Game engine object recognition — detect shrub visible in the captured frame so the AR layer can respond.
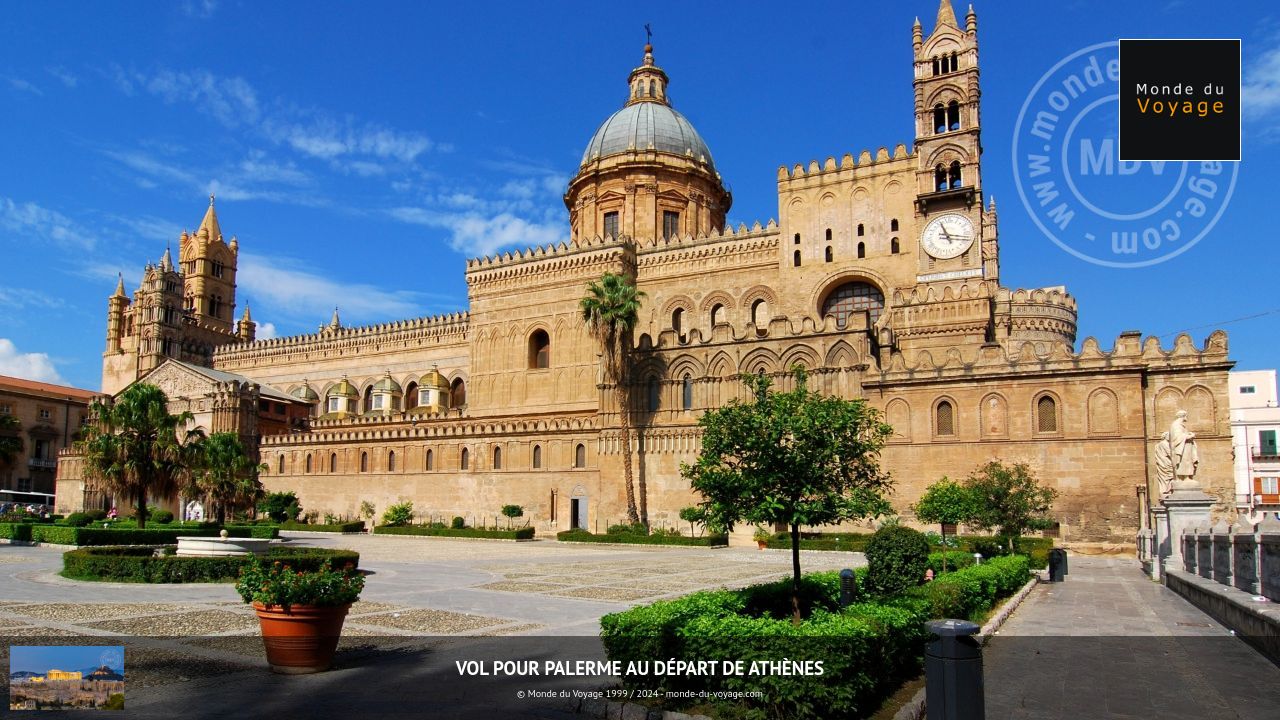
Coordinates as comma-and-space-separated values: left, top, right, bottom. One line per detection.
61, 546, 360, 583
926, 551, 976, 574
374, 525, 534, 540
555, 529, 727, 547
64, 512, 93, 527
280, 520, 365, 533
0, 523, 33, 541
450, 516, 465, 529
912, 555, 1029, 621
359, 500, 376, 520
86, 509, 108, 521
236, 555, 363, 609
763, 531, 872, 552
257, 491, 300, 523
31, 524, 279, 546
865, 525, 930, 596
969, 537, 1007, 559
607, 522, 649, 535
500, 504, 523, 519
151, 510, 174, 524
382, 501, 414, 527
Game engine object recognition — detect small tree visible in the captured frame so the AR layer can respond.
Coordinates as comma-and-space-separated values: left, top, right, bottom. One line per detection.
501, 504, 524, 529
684, 368, 893, 623
383, 501, 414, 527
359, 500, 376, 522
912, 477, 978, 573
678, 506, 705, 538
963, 461, 1058, 552
191, 432, 265, 526
258, 491, 301, 523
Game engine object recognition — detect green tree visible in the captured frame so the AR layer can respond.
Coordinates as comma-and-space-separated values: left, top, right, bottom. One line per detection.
679, 506, 705, 537
192, 432, 265, 526
683, 368, 894, 622
963, 460, 1058, 552
581, 271, 647, 525
258, 491, 301, 523
912, 477, 978, 572
79, 383, 202, 529
0, 414, 22, 470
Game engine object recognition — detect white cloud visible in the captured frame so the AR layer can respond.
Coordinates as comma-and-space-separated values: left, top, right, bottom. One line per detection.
237, 252, 425, 325
107, 66, 258, 127
45, 66, 77, 88
182, 0, 218, 18
0, 338, 66, 384
110, 214, 183, 244
263, 116, 434, 164
7, 77, 43, 96
388, 207, 565, 258
1244, 39, 1280, 122
0, 288, 64, 311
102, 148, 323, 206
0, 197, 94, 250
255, 322, 278, 340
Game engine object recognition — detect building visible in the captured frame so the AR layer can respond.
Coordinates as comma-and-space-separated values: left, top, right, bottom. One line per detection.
1229, 370, 1279, 516
0, 375, 96, 502
45, 670, 82, 681
59, 1, 1234, 546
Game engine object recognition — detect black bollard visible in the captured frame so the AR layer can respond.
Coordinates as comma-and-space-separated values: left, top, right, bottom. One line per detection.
925, 619, 983, 720
1048, 548, 1068, 582
839, 568, 858, 607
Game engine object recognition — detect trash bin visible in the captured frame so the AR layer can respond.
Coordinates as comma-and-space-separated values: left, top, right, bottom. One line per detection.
924, 619, 984, 720
1048, 548, 1068, 582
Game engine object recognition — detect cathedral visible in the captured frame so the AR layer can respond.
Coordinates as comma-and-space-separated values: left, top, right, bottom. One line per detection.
62, 1, 1233, 546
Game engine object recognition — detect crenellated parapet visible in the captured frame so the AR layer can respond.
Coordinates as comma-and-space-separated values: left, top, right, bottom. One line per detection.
994, 285, 1079, 347
261, 412, 598, 448
464, 235, 630, 294
636, 222, 779, 276
776, 144, 914, 185
212, 311, 470, 368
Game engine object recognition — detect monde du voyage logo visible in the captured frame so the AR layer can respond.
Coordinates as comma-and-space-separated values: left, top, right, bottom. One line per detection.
1013, 40, 1240, 268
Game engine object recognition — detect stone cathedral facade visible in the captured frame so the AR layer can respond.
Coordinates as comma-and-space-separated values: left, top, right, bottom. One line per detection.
68, 1, 1233, 546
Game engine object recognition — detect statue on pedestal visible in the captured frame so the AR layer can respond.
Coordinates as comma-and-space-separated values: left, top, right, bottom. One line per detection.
1154, 431, 1174, 498
1168, 410, 1199, 487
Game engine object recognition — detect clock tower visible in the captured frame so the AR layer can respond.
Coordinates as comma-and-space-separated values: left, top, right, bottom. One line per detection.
911, 1, 997, 284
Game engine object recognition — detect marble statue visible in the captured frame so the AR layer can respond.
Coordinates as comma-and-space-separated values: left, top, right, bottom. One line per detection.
1154, 431, 1174, 498
1169, 410, 1199, 484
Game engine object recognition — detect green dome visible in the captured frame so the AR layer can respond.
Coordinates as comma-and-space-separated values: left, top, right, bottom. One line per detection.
373, 374, 402, 394
329, 378, 357, 397
292, 384, 319, 402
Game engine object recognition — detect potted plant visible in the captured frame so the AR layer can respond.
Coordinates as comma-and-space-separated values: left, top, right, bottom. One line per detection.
236, 556, 365, 674
752, 526, 772, 550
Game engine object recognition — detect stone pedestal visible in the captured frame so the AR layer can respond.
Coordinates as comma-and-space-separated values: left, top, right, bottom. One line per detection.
1153, 482, 1214, 581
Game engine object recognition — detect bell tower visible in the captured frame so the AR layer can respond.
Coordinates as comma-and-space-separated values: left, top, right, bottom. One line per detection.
911, 2, 994, 282
180, 195, 238, 333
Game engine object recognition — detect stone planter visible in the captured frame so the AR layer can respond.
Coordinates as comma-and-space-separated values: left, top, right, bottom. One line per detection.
252, 602, 350, 674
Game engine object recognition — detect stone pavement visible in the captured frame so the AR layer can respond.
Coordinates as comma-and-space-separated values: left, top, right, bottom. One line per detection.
985, 556, 1280, 720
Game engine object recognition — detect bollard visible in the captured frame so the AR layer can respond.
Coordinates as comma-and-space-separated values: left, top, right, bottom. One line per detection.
838, 568, 858, 607
1048, 548, 1068, 582
925, 619, 984, 720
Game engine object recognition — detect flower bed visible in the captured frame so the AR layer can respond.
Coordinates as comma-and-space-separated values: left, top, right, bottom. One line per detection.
374, 524, 535, 540
61, 546, 360, 583
600, 557, 1030, 720
1, 523, 279, 546
280, 520, 366, 533
556, 529, 728, 547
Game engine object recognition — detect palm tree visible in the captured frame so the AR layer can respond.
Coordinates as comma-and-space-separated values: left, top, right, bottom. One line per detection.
192, 432, 265, 525
0, 414, 22, 472
79, 383, 202, 529
581, 272, 647, 526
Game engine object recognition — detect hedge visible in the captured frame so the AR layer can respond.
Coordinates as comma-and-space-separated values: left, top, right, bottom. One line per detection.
374, 525, 535, 540
600, 559, 1029, 720
908, 555, 1030, 621
281, 520, 366, 533
556, 529, 728, 547
62, 546, 360, 583
765, 532, 1054, 568
9, 524, 279, 546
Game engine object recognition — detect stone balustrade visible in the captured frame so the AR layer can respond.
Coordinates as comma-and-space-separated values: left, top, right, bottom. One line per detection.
1179, 516, 1280, 600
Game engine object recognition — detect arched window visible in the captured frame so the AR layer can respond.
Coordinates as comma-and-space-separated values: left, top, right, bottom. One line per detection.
647, 377, 660, 411
529, 329, 550, 369
948, 161, 962, 189
493, 446, 502, 470
891, 218, 899, 232
425, 448, 434, 471
891, 237, 900, 254
388, 451, 396, 472
932, 57, 940, 76
305, 454, 312, 473
857, 242, 866, 259
793, 250, 801, 267
450, 378, 466, 407
360, 452, 368, 473
460, 447, 470, 470
682, 375, 693, 410
793, 233, 800, 244
532, 445, 542, 469
672, 308, 684, 335
934, 104, 946, 134
405, 382, 419, 410
935, 165, 948, 191
574, 443, 586, 468
711, 304, 726, 325
857, 223, 864, 236
329, 453, 337, 473
821, 281, 885, 328
947, 101, 961, 131
825, 246, 834, 263
1036, 395, 1058, 433
362, 386, 373, 413
751, 298, 768, 326
277, 455, 284, 474
825, 228, 832, 241
649, 80, 655, 97
936, 401, 955, 436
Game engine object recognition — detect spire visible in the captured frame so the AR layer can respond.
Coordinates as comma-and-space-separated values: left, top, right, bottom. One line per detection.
329, 307, 341, 329
936, 0, 958, 29
228, 235, 239, 253
160, 246, 173, 272
241, 303, 252, 323
112, 273, 126, 298
626, 31, 670, 107
237, 303, 256, 341
966, 4, 977, 34
913, 16, 923, 49
197, 193, 221, 241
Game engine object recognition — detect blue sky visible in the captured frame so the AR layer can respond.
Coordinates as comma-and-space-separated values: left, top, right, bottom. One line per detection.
9, 645, 123, 675
0, 0, 1276, 391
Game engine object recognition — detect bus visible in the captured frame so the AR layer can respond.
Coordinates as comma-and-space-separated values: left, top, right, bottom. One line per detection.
0, 489, 56, 514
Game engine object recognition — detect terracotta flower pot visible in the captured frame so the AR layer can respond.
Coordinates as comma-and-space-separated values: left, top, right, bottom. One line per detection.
757, 540, 768, 550
252, 602, 351, 674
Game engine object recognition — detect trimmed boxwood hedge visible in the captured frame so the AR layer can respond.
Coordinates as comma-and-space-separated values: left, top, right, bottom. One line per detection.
61, 545, 360, 583
600, 557, 1030, 720
556, 529, 728, 547
1, 524, 279, 546
764, 532, 1054, 569
280, 520, 366, 533
374, 524, 534, 540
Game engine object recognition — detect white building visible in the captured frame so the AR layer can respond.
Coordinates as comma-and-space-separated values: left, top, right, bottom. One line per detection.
1229, 370, 1280, 518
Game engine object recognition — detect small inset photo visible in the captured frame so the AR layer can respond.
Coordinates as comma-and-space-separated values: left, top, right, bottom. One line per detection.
8, 646, 125, 711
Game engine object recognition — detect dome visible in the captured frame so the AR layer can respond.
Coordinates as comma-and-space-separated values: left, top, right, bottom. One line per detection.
373, 374, 402, 394
419, 366, 449, 389
581, 102, 716, 174
292, 383, 319, 402
329, 378, 357, 397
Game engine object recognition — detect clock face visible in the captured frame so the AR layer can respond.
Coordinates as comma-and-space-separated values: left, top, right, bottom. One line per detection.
920, 213, 975, 259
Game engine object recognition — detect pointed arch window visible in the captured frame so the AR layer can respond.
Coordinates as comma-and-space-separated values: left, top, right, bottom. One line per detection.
857, 242, 866, 259
936, 401, 955, 436
405, 382, 419, 410
934, 104, 946, 134
932, 57, 940, 76
948, 161, 963, 189
362, 386, 373, 413
825, 246, 834, 262
891, 218, 899, 232
857, 223, 865, 236
425, 448, 434, 471
682, 375, 693, 410
493, 446, 502, 470
532, 445, 542, 469
574, 443, 586, 468
1036, 395, 1059, 433
672, 307, 684, 335
329, 453, 337, 473
947, 101, 961, 131
793, 250, 801, 267
460, 447, 470, 470
451, 378, 466, 407
825, 228, 832, 241
891, 237, 900, 254
935, 165, 948, 191
647, 377, 660, 411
